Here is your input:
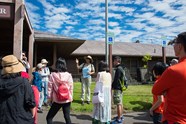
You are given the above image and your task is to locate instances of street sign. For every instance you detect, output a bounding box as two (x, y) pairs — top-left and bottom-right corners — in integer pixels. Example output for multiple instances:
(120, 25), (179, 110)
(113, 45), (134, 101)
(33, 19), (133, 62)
(107, 32), (115, 44)
(162, 40), (166, 47)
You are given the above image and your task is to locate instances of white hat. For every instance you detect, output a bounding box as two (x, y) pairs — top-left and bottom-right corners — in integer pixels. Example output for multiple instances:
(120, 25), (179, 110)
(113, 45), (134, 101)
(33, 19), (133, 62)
(170, 59), (178, 65)
(41, 59), (48, 64)
(37, 63), (43, 69)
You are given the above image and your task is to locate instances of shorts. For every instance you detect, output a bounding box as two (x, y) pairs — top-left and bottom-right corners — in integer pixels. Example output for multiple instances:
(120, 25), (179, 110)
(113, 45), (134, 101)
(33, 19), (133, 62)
(113, 90), (123, 105)
(152, 112), (162, 124)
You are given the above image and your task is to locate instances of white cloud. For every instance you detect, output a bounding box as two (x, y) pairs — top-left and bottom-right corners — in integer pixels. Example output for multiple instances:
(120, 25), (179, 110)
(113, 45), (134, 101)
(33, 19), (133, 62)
(109, 21), (119, 27)
(48, 29), (58, 34)
(25, 2), (41, 29)
(25, 0), (186, 45)
(88, 19), (105, 25)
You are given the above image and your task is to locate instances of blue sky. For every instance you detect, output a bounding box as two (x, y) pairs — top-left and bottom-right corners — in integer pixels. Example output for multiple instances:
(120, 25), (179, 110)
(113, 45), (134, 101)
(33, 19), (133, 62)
(25, 0), (186, 45)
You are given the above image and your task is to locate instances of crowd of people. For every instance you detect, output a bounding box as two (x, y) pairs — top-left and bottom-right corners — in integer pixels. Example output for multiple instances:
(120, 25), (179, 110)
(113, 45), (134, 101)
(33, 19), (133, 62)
(0, 32), (186, 124)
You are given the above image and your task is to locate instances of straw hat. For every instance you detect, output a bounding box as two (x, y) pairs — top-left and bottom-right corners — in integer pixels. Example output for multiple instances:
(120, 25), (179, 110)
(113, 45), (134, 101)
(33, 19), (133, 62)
(1, 55), (24, 75)
(41, 59), (48, 64)
(84, 55), (93, 63)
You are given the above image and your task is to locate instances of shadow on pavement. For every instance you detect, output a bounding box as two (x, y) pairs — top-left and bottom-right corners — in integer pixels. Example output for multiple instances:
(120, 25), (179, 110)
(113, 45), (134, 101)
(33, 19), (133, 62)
(130, 101), (152, 111)
(125, 112), (152, 120)
(53, 121), (78, 124)
(71, 113), (92, 121)
(133, 122), (153, 124)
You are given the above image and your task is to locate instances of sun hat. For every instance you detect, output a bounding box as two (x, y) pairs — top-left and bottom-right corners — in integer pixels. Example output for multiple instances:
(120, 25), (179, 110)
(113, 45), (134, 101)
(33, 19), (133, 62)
(37, 63), (43, 69)
(1, 55), (25, 75)
(170, 59), (178, 65)
(41, 59), (48, 64)
(84, 55), (93, 63)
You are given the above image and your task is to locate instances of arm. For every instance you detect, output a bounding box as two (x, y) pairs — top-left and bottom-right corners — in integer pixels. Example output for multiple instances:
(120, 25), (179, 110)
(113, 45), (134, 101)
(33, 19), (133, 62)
(76, 58), (80, 69)
(48, 74), (54, 100)
(24, 79), (36, 116)
(96, 72), (101, 82)
(30, 108), (35, 118)
(112, 68), (122, 89)
(149, 95), (163, 116)
(68, 74), (74, 97)
(22, 57), (30, 69)
(89, 64), (95, 75)
(25, 62), (30, 69)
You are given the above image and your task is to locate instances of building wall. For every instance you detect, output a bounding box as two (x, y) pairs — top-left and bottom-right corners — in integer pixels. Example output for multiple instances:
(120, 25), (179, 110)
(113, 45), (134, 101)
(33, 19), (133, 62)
(63, 56), (174, 83)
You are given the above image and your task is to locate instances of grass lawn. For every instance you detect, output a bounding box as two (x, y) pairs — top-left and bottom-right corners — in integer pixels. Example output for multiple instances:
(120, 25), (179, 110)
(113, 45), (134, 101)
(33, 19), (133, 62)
(71, 82), (153, 113)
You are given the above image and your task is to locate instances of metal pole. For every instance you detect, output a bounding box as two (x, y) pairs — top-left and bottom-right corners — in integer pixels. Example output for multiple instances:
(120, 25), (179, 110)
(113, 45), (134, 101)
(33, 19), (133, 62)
(105, 0), (109, 64)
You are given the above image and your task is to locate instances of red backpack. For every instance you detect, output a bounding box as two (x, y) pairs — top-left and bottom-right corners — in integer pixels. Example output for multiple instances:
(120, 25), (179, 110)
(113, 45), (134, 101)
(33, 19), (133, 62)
(56, 82), (70, 101)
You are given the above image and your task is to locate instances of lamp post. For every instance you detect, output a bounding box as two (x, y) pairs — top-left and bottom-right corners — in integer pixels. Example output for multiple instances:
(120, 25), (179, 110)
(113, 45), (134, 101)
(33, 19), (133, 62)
(105, 0), (108, 64)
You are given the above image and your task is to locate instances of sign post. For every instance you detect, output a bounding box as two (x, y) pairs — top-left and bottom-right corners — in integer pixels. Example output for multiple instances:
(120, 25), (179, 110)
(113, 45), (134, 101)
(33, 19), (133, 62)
(161, 36), (167, 63)
(107, 32), (115, 44)
(162, 40), (166, 47)
(107, 32), (114, 75)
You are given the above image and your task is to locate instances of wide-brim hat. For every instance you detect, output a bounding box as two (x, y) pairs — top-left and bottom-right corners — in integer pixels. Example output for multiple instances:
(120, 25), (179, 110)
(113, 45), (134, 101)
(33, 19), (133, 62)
(170, 59), (178, 65)
(84, 55), (93, 63)
(41, 59), (48, 64)
(1, 55), (25, 75)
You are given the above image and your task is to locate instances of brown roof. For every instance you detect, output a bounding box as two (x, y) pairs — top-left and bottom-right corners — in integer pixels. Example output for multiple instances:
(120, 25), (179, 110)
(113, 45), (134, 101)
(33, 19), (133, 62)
(34, 31), (85, 42)
(34, 31), (86, 57)
(72, 40), (175, 57)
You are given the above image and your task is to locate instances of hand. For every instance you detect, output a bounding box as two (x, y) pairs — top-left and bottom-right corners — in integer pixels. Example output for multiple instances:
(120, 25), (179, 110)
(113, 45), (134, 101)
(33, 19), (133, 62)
(31, 107), (36, 118)
(149, 108), (153, 117)
(47, 99), (52, 104)
(23, 56), (27, 61)
(76, 58), (79, 64)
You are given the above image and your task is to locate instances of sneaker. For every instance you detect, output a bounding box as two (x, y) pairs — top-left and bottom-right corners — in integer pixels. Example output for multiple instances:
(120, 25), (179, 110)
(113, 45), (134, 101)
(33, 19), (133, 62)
(111, 118), (122, 124)
(121, 115), (124, 121)
(113, 115), (124, 121)
(116, 119), (122, 124)
(37, 108), (43, 113)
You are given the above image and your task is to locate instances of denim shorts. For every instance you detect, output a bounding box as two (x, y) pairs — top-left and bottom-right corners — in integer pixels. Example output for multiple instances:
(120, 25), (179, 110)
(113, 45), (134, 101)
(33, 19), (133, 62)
(113, 90), (123, 105)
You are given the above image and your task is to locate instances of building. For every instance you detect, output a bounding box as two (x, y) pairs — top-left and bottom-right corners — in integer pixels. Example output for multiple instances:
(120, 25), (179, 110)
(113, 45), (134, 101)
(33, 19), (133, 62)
(0, 0), (176, 82)
(34, 31), (176, 82)
(0, 0), (34, 75)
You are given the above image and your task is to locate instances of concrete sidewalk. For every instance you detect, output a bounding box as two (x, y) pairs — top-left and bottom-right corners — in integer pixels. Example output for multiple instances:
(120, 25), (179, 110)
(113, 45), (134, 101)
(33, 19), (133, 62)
(38, 110), (153, 124)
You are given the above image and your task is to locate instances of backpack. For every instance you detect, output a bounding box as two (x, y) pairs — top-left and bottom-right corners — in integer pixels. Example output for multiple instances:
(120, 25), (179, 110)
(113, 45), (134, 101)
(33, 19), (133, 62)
(118, 66), (128, 92)
(56, 82), (70, 101)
